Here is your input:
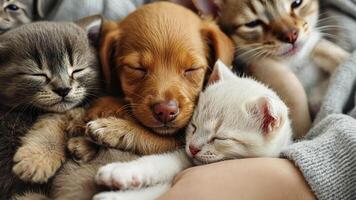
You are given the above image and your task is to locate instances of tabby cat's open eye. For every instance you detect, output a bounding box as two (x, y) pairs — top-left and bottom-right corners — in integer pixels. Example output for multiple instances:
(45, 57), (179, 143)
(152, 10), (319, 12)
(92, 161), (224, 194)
(291, 0), (303, 9)
(6, 4), (19, 11)
(245, 20), (262, 28)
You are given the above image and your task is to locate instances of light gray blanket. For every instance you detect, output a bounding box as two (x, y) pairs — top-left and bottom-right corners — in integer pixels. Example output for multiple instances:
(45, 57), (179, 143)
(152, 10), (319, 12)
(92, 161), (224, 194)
(46, 0), (148, 22)
(283, 52), (356, 200)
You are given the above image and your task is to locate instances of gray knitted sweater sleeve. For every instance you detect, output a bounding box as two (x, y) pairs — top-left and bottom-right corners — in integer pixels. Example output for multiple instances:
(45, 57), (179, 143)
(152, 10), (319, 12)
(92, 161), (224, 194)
(282, 115), (356, 200)
(282, 52), (356, 200)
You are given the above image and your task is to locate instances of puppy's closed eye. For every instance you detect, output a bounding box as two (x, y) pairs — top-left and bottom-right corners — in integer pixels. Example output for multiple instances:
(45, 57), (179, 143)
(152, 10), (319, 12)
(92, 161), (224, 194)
(183, 67), (204, 76)
(124, 65), (147, 80)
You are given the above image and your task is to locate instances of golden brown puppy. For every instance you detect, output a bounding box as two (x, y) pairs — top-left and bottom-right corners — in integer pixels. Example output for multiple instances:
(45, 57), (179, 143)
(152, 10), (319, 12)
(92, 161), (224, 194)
(68, 2), (234, 158)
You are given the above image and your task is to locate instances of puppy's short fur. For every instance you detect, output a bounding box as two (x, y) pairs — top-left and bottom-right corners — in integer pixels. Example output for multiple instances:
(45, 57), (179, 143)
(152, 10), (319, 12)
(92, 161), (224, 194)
(53, 2), (234, 199)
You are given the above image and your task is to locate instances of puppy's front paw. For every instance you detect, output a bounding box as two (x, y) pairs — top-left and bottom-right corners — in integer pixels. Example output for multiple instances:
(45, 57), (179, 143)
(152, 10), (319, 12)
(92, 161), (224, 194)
(67, 137), (99, 163)
(95, 162), (148, 190)
(13, 145), (63, 183)
(85, 118), (131, 148)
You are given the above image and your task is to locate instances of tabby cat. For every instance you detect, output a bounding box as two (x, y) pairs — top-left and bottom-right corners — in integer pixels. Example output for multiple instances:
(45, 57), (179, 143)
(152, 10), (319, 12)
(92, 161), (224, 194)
(0, 0), (56, 34)
(176, 0), (350, 138)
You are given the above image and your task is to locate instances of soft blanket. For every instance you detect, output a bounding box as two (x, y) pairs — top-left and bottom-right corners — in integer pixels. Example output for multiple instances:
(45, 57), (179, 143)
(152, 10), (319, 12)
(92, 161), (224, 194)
(46, 0), (148, 22)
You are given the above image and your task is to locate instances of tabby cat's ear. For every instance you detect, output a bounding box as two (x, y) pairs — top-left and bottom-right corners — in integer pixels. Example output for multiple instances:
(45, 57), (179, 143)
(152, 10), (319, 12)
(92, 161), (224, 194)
(245, 96), (281, 135)
(193, 0), (223, 18)
(36, 0), (59, 18)
(171, 0), (223, 18)
(76, 15), (103, 47)
(208, 59), (235, 85)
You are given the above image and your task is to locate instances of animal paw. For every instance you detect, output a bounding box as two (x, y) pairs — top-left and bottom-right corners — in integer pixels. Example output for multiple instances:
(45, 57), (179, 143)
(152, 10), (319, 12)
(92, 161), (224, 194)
(95, 162), (148, 190)
(93, 192), (126, 200)
(85, 118), (132, 148)
(13, 146), (63, 183)
(65, 108), (86, 137)
(85, 97), (124, 122)
(67, 137), (99, 163)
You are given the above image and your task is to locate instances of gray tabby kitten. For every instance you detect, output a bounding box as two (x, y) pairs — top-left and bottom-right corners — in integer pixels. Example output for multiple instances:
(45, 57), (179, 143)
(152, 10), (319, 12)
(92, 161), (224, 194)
(0, 18), (102, 199)
(0, 0), (56, 33)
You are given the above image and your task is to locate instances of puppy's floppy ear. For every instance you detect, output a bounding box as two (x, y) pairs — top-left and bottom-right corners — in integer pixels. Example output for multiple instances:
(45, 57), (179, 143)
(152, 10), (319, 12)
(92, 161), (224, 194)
(76, 15), (103, 47)
(201, 21), (234, 68)
(99, 20), (121, 93)
(35, 0), (59, 18)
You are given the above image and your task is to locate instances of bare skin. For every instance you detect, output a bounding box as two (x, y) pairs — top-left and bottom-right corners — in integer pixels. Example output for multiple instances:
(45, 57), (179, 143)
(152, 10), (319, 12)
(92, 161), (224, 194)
(158, 158), (316, 200)
(248, 61), (312, 139)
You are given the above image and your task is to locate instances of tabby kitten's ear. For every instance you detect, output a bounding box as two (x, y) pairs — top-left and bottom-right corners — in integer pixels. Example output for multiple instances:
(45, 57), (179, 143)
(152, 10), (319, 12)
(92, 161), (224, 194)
(246, 97), (281, 135)
(208, 59), (235, 85)
(171, 0), (223, 18)
(0, 41), (7, 65)
(76, 15), (104, 47)
(36, 0), (59, 18)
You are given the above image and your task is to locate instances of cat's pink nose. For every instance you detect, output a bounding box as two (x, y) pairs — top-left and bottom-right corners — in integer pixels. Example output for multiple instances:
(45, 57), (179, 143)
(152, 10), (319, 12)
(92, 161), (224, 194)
(189, 145), (201, 156)
(278, 28), (299, 44)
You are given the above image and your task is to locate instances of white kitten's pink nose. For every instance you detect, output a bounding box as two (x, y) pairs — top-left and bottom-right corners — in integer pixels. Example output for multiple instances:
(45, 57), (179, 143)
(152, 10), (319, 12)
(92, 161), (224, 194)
(189, 145), (201, 156)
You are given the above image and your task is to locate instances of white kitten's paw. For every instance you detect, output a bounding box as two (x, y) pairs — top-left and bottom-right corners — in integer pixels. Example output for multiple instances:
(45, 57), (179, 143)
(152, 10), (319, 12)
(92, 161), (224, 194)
(95, 162), (148, 190)
(93, 192), (124, 200)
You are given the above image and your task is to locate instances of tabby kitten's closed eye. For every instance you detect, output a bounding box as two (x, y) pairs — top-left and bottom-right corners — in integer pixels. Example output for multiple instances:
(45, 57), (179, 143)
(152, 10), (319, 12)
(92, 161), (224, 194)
(0, 17), (102, 199)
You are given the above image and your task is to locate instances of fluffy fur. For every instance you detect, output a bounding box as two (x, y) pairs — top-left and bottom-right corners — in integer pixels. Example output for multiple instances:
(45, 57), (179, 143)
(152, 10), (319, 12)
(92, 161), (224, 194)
(92, 60), (293, 200)
(0, 18), (101, 199)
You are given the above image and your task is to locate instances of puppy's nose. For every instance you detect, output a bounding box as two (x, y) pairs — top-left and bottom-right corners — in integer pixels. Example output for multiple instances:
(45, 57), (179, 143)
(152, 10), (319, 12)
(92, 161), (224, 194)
(278, 28), (299, 44)
(152, 100), (179, 123)
(189, 145), (201, 156)
(53, 87), (72, 97)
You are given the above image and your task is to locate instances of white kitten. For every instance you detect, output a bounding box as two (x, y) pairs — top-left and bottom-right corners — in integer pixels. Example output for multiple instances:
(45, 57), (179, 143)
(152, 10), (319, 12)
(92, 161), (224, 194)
(93, 60), (293, 200)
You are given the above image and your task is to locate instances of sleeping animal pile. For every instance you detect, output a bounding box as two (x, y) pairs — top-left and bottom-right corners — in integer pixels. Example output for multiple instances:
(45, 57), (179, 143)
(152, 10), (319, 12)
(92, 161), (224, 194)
(0, 0), (352, 199)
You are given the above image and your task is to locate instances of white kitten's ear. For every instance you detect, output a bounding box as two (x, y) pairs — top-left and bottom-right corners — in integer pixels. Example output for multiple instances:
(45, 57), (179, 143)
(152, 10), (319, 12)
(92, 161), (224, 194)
(208, 59), (235, 85)
(246, 96), (281, 135)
